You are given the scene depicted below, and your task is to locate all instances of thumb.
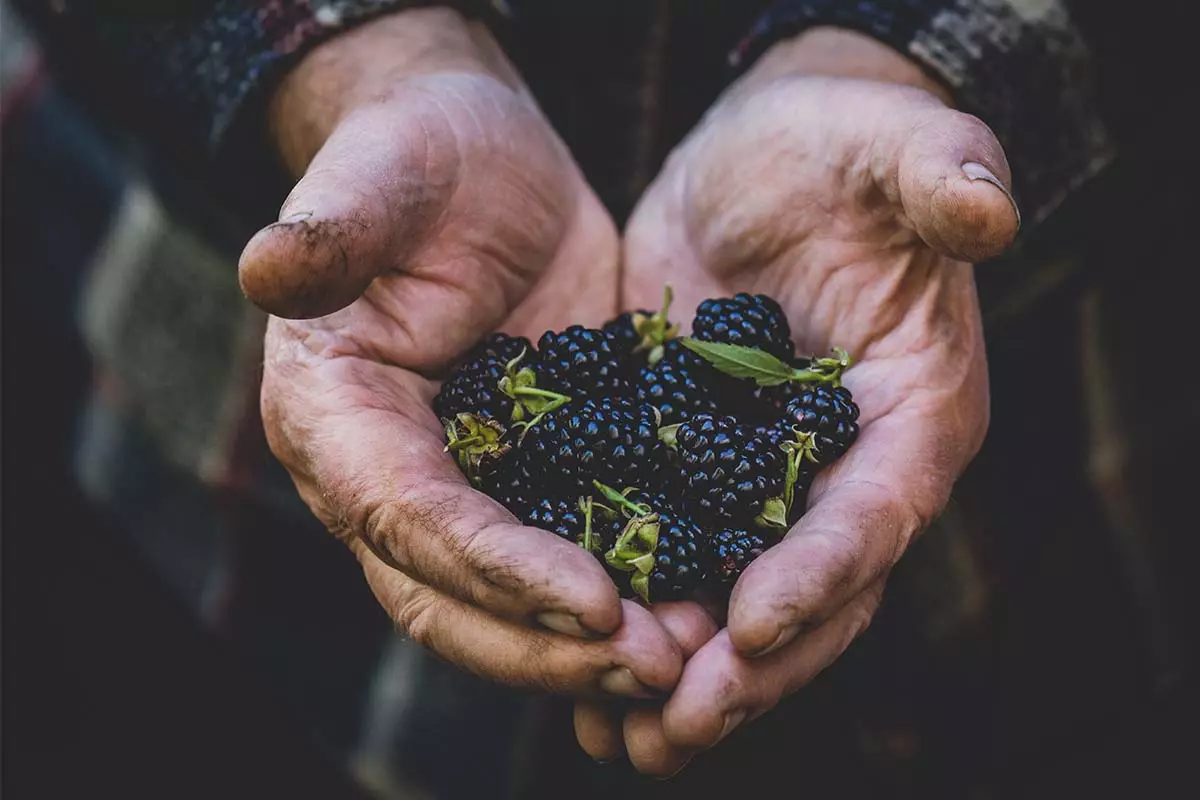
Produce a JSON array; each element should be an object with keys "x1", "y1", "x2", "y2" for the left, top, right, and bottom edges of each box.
[
  {"x1": 238, "y1": 101, "x2": 459, "y2": 319},
  {"x1": 893, "y1": 109, "x2": 1021, "y2": 263}
]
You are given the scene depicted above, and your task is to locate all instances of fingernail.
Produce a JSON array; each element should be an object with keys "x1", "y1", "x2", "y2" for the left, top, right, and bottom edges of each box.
[
  {"x1": 717, "y1": 709, "x2": 747, "y2": 744},
  {"x1": 600, "y1": 667, "x2": 656, "y2": 699},
  {"x1": 537, "y1": 611, "x2": 591, "y2": 638},
  {"x1": 962, "y1": 162, "x2": 1021, "y2": 230},
  {"x1": 280, "y1": 210, "x2": 313, "y2": 224},
  {"x1": 749, "y1": 623, "x2": 800, "y2": 657}
]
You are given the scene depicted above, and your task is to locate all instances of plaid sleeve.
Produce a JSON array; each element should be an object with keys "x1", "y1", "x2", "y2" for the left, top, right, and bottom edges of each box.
[
  {"x1": 14, "y1": 1, "x2": 513, "y2": 218},
  {"x1": 730, "y1": 0, "x2": 1115, "y2": 229}
]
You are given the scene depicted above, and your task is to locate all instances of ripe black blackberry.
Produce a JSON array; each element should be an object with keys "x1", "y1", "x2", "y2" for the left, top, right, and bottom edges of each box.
[
  {"x1": 692, "y1": 293, "x2": 794, "y2": 361},
  {"x1": 711, "y1": 528, "x2": 769, "y2": 586},
  {"x1": 603, "y1": 491, "x2": 708, "y2": 603},
  {"x1": 478, "y1": 450, "x2": 539, "y2": 518},
  {"x1": 523, "y1": 496, "x2": 623, "y2": 553},
  {"x1": 602, "y1": 310, "x2": 653, "y2": 359},
  {"x1": 779, "y1": 384, "x2": 860, "y2": 465},
  {"x1": 536, "y1": 326, "x2": 630, "y2": 398},
  {"x1": 433, "y1": 333, "x2": 532, "y2": 422},
  {"x1": 634, "y1": 357, "x2": 720, "y2": 426},
  {"x1": 521, "y1": 397, "x2": 659, "y2": 495},
  {"x1": 656, "y1": 338, "x2": 757, "y2": 414},
  {"x1": 672, "y1": 414, "x2": 786, "y2": 523}
]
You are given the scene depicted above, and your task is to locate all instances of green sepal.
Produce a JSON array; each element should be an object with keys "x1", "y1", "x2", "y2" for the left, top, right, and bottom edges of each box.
[
  {"x1": 755, "y1": 497, "x2": 788, "y2": 530},
  {"x1": 443, "y1": 413, "x2": 510, "y2": 483},
  {"x1": 630, "y1": 573, "x2": 651, "y2": 604},
  {"x1": 632, "y1": 285, "x2": 680, "y2": 365},
  {"x1": 657, "y1": 423, "x2": 681, "y2": 449}
]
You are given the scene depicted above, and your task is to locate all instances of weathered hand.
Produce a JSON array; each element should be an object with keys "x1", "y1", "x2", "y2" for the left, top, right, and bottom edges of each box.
[
  {"x1": 240, "y1": 9, "x2": 683, "y2": 698},
  {"x1": 580, "y1": 28, "x2": 1019, "y2": 772}
]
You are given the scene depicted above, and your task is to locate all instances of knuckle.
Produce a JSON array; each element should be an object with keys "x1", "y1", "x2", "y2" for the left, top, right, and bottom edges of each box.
[{"x1": 389, "y1": 582, "x2": 441, "y2": 645}]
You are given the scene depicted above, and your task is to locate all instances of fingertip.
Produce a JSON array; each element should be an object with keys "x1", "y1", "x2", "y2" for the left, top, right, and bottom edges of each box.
[
  {"x1": 897, "y1": 109, "x2": 1020, "y2": 263},
  {"x1": 927, "y1": 167, "x2": 1020, "y2": 262},
  {"x1": 612, "y1": 600, "x2": 684, "y2": 692},
  {"x1": 623, "y1": 707, "x2": 694, "y2": 778},
  {"x1": 574, "y1": 701, "x2": 625, "y2": 763},
  {"x1": 530, "y1": 533, "x2": 624, "y2": 637},
  {"x1": 238, "y1": 217, "x2": 376, "y2": 318},
  {"x1": 649, "y1": 602, "x2": 720, "y2": 658}
]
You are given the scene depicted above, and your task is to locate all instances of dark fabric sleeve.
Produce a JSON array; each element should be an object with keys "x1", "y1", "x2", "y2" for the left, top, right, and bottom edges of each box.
[
  {"x1": 12, "y1": 1, "x2": 513, "y2": 223},
  {"x1": 728, "y1": 0, "x2": 1115, "y2": 229}
]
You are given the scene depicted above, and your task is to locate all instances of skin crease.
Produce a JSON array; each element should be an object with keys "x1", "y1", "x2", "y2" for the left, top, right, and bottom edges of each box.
[
  {"x1": 577, "y1": 28, "x2": 1019, "y2": 775},
  {"x1": 239, "y1": 8, "x2": 1018, "y2": 774},
  {"x1": 241, "y1": 8, "x2": 698, "y2": 700}
]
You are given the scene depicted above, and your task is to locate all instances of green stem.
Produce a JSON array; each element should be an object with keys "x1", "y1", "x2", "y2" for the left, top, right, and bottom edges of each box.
[{"x1": 592, "y1": 481, "x2": 651, "y2": 517}]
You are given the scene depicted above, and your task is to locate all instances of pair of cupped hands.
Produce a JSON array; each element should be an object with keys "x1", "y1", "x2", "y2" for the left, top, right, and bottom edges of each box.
[{"x1": 238, "y1": 8, "x2": 1018, "y2": 776}]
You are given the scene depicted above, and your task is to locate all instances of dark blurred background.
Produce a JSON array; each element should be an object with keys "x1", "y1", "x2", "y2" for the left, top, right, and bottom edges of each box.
[{"x1": 3, "y1": 2, "x2": 1197, "y2": 798}]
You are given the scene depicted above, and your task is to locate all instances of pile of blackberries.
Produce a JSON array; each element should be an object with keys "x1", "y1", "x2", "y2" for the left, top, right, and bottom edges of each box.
[{"x1": 435, "y1": 290, "x2": 860, "y2": 604}]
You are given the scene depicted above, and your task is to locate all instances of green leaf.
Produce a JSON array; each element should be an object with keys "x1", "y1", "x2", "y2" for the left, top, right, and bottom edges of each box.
[{"x1": 680, "y1": 338, "x2": 797, "y2": 387}]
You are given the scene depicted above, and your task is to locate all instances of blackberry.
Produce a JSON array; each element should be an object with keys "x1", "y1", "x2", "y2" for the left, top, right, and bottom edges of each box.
[
  {"x1": 602, "y1": 310, "x2": 653, "y2": 360},
  {"x1": 671, "y1": 414, "x2": 786, "y2": 523},
  {"x1": 778, "y1": 384, "x2": 860, "y2": 465},
  {"x1": 602, "y1": 286, "x2": 680, "y2": 365},
  {"x1": 478, "y1": 450, "x2": 539, "y2": 518},
  {"x1": 711, "y1": 528, "x2": 769, "y2": 586},
  {"x1": 521, "y1": 397, "x2": 659, "y2": 495},
  {"x1": 634, "y1": 357, "x2": 720, "y2": 426},
  {"x1": 692, "y1": 293, "x2": 794, "y2": 361},
  {"x1": 656, "y1": 339, "x2": 757, "y2": 413},
  {"x1": 523, "y1": 496, "x2": 622, "y2": 553},
  {"x1": 434, "y1": 333, "x2": 532, "y2": 422},
  {"x1": 536, "y1": 326, "x2": 630, "y2": 398},
  {"x1": 601, "y1": 487, "x2": 708, "y2": 603}
]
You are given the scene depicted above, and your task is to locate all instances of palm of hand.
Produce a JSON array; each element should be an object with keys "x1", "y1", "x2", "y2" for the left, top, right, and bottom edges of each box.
[
  {"x1": 585, "y1": 76, "x2": 1014, "y2": 772},
  {"x1": 247, "y1": 69, "x2": 692, "y2": 698}
]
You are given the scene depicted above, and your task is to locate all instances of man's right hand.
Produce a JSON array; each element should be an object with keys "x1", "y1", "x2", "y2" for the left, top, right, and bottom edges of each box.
[{"x1": 239, "y1": 8, "x2": 703, "y2": 698}]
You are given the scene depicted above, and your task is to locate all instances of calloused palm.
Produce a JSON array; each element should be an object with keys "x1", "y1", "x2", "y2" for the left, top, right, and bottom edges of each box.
[{"x1": 577, "y1": 66, "x2": 1019, "y2": 771}]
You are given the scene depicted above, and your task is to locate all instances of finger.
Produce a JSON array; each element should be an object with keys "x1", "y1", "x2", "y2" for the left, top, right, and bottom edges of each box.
[
  {"x1": 649, "y1": 602, "x2": 720, "y2": 658},
  {"x1": 727, "y1": 390, "x2": 967, "y2": 657},
  {"x1": 574, "y1": 701, "x2": 625, "y2": 763},
  {"x1": 239, "y1": 96, "x2": 458, "y2": 319},
  {"x1": 662, "y1": 579, "x2": 884, "y2": 751},
  {"x1": 353, "y1": 538, "x2": 683, "y2": 696},
  {"x1": 263, "y1": 349, "x2": 624, "y2": 637},
  {"x1": 891, "y1": 106, "x2": 1021, "y2": 262},
  {"x1": 624, "y1": 706, "x2": 695, "y2": 778}
]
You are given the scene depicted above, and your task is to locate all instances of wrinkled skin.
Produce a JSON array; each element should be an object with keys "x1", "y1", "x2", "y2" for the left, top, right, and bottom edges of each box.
[
  {"x1": 241, "y1": 9, "x2": 690, "y2": 701},
  {"x1": 239, "y1": 11, "x2": 1018, "y2": 775},
  {"x1": 573, "y1": 30, "x2": 1018, "y2": 775}
]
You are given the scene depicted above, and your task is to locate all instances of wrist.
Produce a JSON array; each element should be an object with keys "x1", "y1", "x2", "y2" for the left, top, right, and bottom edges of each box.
[
  {"x1": 738, "y1": 26, "x2": 952, "y2": 106},
  {"x1": 269, "y1": 6, "x2": 512, "y2": 175}
]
